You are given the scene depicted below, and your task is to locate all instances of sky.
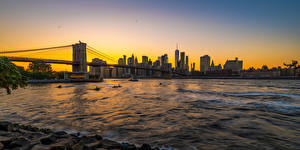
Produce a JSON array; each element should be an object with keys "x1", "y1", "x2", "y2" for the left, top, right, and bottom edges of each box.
[{"x1": 0, "y1": 0, "x2": 300, "y2": 71}]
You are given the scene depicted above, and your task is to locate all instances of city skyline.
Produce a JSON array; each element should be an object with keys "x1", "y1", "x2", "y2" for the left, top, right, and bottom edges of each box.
[{"x1": 1, "y1": 0, "x2": 300, "y2": 71}]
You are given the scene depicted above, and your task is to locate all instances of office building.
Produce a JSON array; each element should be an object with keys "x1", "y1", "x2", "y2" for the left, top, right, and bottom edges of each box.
[
  {"x1": 175, "y1": 49, "x2": 179, "y2": 69},
  {"x1": 185, "y1": 56, "x2": 189, "y2": 71},
  {"x1": 142, "y1": 56, "x2": 148, "y2": 64},
  {"x1": 200, "y1": 55, "x2": 211, "y2": 73},
  {"x1": 180, "y1": 52, "x2": 185, "y2": 69},
  {"x1": 224, "y1": 57, "x2": 243, "y2": 72}
]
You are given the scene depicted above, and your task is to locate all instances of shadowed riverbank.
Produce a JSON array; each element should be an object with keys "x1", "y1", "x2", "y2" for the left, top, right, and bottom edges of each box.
[{"x1": 0, "y1": 121, "x2": 158, "y2": 150}]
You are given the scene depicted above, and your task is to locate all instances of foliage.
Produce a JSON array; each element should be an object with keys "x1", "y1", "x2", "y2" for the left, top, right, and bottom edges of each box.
[
  {"x1": 284, "y1": 60, "x2": 300, "y2": 77},
  {"x1": 27, "y1": 60, "x2": 54, "y2": 79},
  {"x1": 284, "y1": 60, "x2": 300, "y2": 69},
  {"x1": 0, "y1": 57, "x2": 27, "y2": 94},
  {"x1": 28, "y1": 60, "x2": 52, "y2": 73},
  {"x1": 53, "y1": 71, "x2": 65, "y2": 79}
]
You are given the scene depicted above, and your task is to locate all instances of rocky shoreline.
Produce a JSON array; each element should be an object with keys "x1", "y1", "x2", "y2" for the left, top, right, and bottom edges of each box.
[{"x1": 0, "y1": 121, "x2": 159, "y2": 150}]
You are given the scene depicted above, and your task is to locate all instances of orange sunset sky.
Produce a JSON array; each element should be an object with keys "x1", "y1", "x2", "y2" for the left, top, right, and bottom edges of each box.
[{"x1": 0, "y1": 0, "x2": 299, "y2": 71}]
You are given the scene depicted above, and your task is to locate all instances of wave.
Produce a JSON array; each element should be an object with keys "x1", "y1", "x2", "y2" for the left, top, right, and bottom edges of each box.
[
  {"x1": 245, "y1": 102, "x2": 300, "y2": 116},
  {"x1": 176, "y1": 88, "x2": 300, "y2": 99}
]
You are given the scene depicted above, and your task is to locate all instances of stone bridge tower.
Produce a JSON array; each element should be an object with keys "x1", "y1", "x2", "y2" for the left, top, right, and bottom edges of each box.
[{"x1": 72, "y1": 41, "x2": 87, "y2": 73}]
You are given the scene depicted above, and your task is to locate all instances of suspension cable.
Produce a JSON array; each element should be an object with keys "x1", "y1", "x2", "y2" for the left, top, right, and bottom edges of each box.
[
  {"x1": 1, "y1": 45, "x2": 72, "y2": 54},
  {"x1": 86, "y1": 45, "x2": 117, "y2": 60}
]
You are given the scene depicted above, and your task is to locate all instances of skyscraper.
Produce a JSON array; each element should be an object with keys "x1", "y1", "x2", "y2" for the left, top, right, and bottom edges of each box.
[
  {"x1": 175, "y1": 49, "x2": 179, "y2": 69},
  {"x1": 131, "y1": 54, "x2": 135, "y2": 65},
  {"x1": 123, "y1": 55, "x2": 126, "y2": 65},
  {"x1": 200, "y1": 55, "x2": 211, "y2": 73},
  {"x1": 192, "y1": 63, "x2": 195, "y2": 72},
  {"x1": 186, "y1": 55, "x2": 189, "y2": 71},
  {"x1": 180, "y1": 52, "x2": 185, "y2": 70}
]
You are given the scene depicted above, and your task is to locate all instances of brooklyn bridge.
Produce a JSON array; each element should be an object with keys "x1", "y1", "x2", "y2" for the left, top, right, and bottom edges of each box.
[{"x1": 1, "y1": 42, "x2": 185, "y2": 80}]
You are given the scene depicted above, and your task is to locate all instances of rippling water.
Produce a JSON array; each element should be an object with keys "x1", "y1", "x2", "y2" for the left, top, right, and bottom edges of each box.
[{"x1": 1, "y1": 79, "x2": 300, "y2": 149}]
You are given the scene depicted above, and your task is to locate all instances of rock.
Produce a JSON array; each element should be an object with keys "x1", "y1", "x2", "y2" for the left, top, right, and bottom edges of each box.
[
  {"x1": 84, "y1": 141, "x2": 102, "y2": 149},
  {"x1": 139, "y1": 144, "x2": 152, "y2": 150},
  {"x1": 8, "y1": 137, "x2": 30, "y2": 148},
  {"x1": 121, "y1": 143, "x2": 137, "y2": 150},
  {"x1": 0, "y1": 142, "x2": 3, "y2": 150},
  {"x1": 0, "y1": 121, "x2": 13, "y2": 131},
  {"x1": 48, "y1": 139, "x2": 74, "y2": 150},
  {"x1": 40, "y1": 135, "x2": 57, "y2": 145},
  {"x1": 54, "y1": 131, "x2": 67, "y2": 136},
  {"x1": 31, "y1": 144, "x2": 51, "y2": 150},
  {"x1": 0, "y1": 136, "x2": 12, "y2": 148},
  {"x1": 101, "y1": 139, "x2": 122, "y2": 149},
  {"x1": 26, "y1": 132, "x2": 44, "y2": 140},
  {"x1": 40, "y1": 128, "x2": 52, "y2": 134},
  {"x1": 49, "y1": 144, "x2": 66, "y2": 150},
  {"x1": 91, "y1": 134, "x2": 103, "y2": 140},
  {"x1": 52, "y1": 137, "x2": 76, "y2": 149},
  {"x1": 72, "y1": 141, "x2": 85, "y2": 150},
  {"x1": 20, "y1": 142, "x2": 40, "y2": 150},
  {"x1": 79, "y1": 136, "x2": 98, "y2": 144}
]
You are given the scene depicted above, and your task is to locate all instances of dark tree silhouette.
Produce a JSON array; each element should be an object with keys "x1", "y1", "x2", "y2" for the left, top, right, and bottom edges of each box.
[
  {"x1": 284, "y1": 60, "x2": 300, "y2": 77},
  {"x1": 27, "y1": 60, "x2": 54, "y2": 79},
  {"x1": 28, "y1": 60, "x2": 52, "y2": 73},
  {"x1": 0, "y1": 57, "x2": 27, "y2": 94}
]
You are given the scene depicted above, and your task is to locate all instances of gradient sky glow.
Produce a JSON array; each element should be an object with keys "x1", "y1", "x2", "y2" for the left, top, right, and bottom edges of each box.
[{"x1": 1, "y1": 0, "x2": 300, "y2": 71}]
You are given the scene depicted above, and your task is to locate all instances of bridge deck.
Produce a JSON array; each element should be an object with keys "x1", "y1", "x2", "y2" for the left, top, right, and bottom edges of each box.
[{"x1": 3, "y1": 56, "x2": 184, "y2": 74}]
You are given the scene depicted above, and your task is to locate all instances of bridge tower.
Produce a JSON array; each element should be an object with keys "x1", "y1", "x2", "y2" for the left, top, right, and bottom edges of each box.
[
  {"x1": 72, "y1": 41, "x2": 87, "y2": 73},
  {"x1": 64, "y1": 41, "x2": 89, "y2": 80}
]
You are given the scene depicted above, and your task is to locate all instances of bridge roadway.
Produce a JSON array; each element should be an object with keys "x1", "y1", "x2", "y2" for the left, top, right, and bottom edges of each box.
[{"x1": 4, "y1": 56, "x2": 184, "y2": 74}]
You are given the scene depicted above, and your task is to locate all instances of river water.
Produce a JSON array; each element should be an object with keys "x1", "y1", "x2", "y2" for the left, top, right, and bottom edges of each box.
[{"x1": 0, "y1": 79, "x2": 300, "y2": 150}]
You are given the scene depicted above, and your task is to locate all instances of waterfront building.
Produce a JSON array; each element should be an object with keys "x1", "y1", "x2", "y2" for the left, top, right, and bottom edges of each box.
[
  {"x1": 164, "y1": 54, "x2": 168, "y2": 64},
  {"x1": 149, "y1": 59, "x2": 152, "y2": 66},
  {"x1": 89, "y1": 58, "x2": 106, "y2": 79},
  {"x1": 142, "y1": 56, "x2": 148, "y2": 64},
  {"x1": 215, "y1": 64, "x2": 222, "y2": 70},
  {"x1": 262, "y1": 65, "x2": 269, "y2": 71},
  {"x1": 127, "y1": 57, "x2": 133, "y2": 66},
  {"x1": 118, "y1": 58, "x2": 124, "y2": 65},
  {"x1": 223, "y1": 57, "x2": 243, "y2": 72},
  {"x1": 141, "y1": 56, "x2": 149, "y2": 76},
  {"x1": 209, "y1": 60, "x2": 222, "y2": 71},
  {"x1": 200, "y1": 55, "x2": 211, "y2": 73},
  {"x1": 160, "y1": 54, "x2": 168, "y2": 66},
  {"x1": 153, "y1": 60, "x2": 160, "y2": 68},
  {"x1": 123, "y1": 55, "x2": 126, "y2": 65},
  {"x1": 191, "y1": 63, "x2": 195, "y2": 72},
  {"x1": 123, "y1": 55, "x2": 128, "y2": 74}
]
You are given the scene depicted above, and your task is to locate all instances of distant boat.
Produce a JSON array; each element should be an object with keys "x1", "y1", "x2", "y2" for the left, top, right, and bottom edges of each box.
[
  {"x1": 112, "y1": 84, "x2": 122, "y2": 88},
  {"x1": 94, "y1": 86, "x2": 100, "y2": 91},
  {"x1": 57, "y1": 85, "x2": 62, "y2": 88},
  {"x1": 128, "y1": 76, "x2": 138, "y2": 82}
]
